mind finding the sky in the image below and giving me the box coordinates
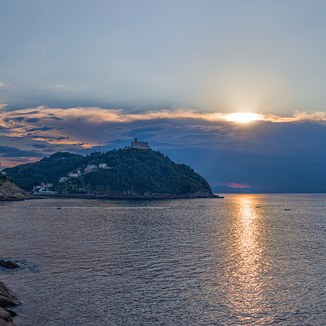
[1,0,326,192]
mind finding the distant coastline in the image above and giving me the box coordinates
[32,192,223,200]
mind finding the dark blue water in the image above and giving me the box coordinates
[0,194,325,325]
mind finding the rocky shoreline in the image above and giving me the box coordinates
[0,282,17,326]
[0,260,19,326]
[34,192,224,200]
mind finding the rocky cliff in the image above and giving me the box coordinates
[0,178,31,201]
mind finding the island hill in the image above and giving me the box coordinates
[4,139,220,199]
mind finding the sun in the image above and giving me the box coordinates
[224,112,262,123]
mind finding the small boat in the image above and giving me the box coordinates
[284,208,290,211]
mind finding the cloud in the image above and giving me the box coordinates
[27,127,54,132]
[19,110,40,115]
[227,183,251,189]
[30,144,50,149]
[5,117,25,123]
[1,106,326,192]
[0,145,44,158]
[0,106,326,152]
[24,118,41,123]
[0,83,5,87]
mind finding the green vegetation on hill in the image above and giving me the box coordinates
[0,174,8,185]
[4,148,215,198]
[4,152,86,191]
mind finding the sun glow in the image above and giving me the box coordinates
[225,112,262,123]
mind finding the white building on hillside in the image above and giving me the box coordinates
[59,176,68,183]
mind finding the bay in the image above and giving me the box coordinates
[0,194,325,325]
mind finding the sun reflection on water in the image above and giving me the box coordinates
[225,195,269,323]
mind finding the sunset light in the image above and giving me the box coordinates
[225,112,262,123]
[1,2,326,325]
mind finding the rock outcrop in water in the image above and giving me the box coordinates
[0,261,19,270]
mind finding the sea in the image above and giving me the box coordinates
[0,194,325,325]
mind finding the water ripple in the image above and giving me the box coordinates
[0,195,325,325]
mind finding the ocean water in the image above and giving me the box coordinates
[0,194,325,325]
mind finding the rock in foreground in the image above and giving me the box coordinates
[0,282,17,326]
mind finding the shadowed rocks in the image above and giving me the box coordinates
[0,261,19,270]
[0,262,19,326]
[0,282,17,326]
[0,180,32,201]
